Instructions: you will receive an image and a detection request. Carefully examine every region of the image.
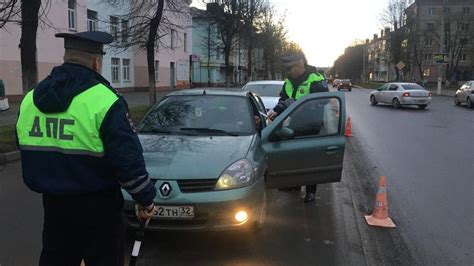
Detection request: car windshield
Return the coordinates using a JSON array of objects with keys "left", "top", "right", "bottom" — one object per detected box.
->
[
  {"left": 401, "top": 84, "right": 425, "bottom": 90},
  {"left": 138, "top": 95, "right": 255, "bottom": 136},
  {"left": 243, "top": 84, "right": 282, "bottom": 97},
  {"left": 342, "top": 80, "right": 350, "bottom": 83}
]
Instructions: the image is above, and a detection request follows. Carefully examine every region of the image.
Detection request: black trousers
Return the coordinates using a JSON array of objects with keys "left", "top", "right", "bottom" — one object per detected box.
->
[
  {"left": 305, "top": 184, "right": 317, "bottom": 193},
  {"left": 40, "top": 190, "right": 125, "bottom": 266}
]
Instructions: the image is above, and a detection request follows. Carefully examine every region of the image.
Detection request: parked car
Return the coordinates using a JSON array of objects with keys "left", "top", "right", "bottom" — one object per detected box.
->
[
  {"left": 242, "top": 80, "right": 284, "bottom": 112},
  {"left": 454, "top": 80, "right": 474, "bottom": 108},
  {"left": 122, "top": 89, "right": 347, "bottom": 232},
  {"left": 332, "top": 79, "right": 341, "bottom": 87},
  {"left": 370, "top": 82, "right": 432, "bottom": 109},
  {"left": 337, "top": 79, "right": 352, "bottom": 91}
]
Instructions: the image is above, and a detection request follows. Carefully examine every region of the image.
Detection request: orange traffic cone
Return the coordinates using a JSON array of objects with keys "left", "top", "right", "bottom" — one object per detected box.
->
[
  {"left": 364, "top": 176, "right": 396, "bottom": 228},
  {"left": 344, "top": 117, "right": 353, "bottom": 137}
]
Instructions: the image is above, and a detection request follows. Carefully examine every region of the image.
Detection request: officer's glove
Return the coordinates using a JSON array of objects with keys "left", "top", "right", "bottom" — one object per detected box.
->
[{"left": 136, "top": 203, "right": 156, "bottom": 225}]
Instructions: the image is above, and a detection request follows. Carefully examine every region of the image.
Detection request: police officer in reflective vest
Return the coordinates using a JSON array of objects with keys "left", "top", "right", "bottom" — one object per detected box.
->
[
  {"left": 16, "top": 31, "right": 157, "bottom": 265},
  {"left": 268, "top": 54, "right": 329, "bottom": 203}
]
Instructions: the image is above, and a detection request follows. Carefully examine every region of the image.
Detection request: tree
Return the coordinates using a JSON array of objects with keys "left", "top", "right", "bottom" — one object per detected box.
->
[
  {"left": 1, "top": 0, "right": 46, "bottom": 93},
  {"left": 106, "top": 0, "right": 190, "bottom": 106},
  {"left": 380, "top": 0, "right": 412, "bottom": 81},
  {"left": 330, "top": 44, "right": 364, "bottom": 81},
  {"left": 240, "top": 0, "right": 265, "bottom": 81},
  {"left": 257, "top": 3, "right": 286, "bottom": 79},
  {"left": 204, "top": 0, "right": 243, "bottom": 87}
]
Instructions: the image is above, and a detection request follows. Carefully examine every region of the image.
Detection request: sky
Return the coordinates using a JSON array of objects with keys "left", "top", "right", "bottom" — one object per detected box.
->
[{"left": 192, "top": 0, "right": 389, "bottom": 67}]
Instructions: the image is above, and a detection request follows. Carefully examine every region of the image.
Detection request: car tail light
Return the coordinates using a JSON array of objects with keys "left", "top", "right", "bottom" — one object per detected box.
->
[
  {"left": 402, "top": 92, "right": 410, "bottom": 97},
  {"left": 428, "top": 92, "right": 433, "bottom": 97}
]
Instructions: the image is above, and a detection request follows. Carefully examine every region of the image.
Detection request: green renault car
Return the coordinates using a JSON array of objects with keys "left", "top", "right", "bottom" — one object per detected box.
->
[{"left": 122, "top": 89, "right": 346, "bottom": 232}]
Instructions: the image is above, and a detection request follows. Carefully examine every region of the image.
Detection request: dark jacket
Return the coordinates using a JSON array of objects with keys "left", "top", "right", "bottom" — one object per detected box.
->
[
  {"left": 17, "top": 63, "right": 156, "bottom": 206},
  {"left": 273, "top": 68, "right": 329, "bottom": 114}
]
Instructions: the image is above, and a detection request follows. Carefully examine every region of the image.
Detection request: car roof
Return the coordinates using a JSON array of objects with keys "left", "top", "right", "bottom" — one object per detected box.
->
[
  {"left": 244, "top": 80, "right": 284, "bottom": 85},
  {"left": 167, "top": 88, "right": 250, "bottom": 97},
  {"left": 387, "top": 82, "right": 422, "bottom": 86}
]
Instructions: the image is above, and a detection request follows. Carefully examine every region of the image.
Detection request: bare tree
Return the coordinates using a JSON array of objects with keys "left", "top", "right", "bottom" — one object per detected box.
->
[
  {"left": 204, "top": 0, "right": 244, "bottom": 87},
  {"left": 257, "top": 3, "right": 286, "bottom": 79},
  {"left": 240, "top": 0, "right": 265, "bottom": 81},
  {"left": 380, "top": 0, "right": 412, "bottom": 81},
  {"left": 1, "top": 0, "right": 51, "bottom": 93}
]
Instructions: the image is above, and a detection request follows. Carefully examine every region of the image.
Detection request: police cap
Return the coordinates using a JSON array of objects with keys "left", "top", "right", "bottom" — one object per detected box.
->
[
  {"left": 55, "top": 31, "right": 114, "bottom": 55},
  {"left": 281, "top": 54, "right": 304, "bottom": 67}
]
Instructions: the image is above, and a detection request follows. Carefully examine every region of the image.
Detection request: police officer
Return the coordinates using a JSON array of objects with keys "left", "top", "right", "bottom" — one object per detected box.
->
[
  {"left": 268, "top": 54, "right": 329, "bottom": 203},
  {"left": 16, "top": 31, "right": 157, "bottom": 265}
]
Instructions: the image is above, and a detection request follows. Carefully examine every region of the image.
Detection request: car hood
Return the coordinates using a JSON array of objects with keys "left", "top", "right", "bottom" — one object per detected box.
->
[
  {"left": 261, "top": 96, "right": 279, "bottom": 110},
  {"left": 139, "top": 134, "right": 255, "bottom": 180}
]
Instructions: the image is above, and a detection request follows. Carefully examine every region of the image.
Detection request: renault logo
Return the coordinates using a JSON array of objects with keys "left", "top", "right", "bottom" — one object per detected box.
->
[{"left": 159, "top": 182, "right": 172, "bottom": 197}]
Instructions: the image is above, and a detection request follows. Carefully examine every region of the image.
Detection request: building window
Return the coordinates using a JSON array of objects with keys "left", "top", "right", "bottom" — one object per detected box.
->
[
  {"left": 461, "top": 23, "right": 469, "bottom": 31},
  {"left": 111, "top": 58, "right": 120, "bottom": 82},
  {"left": 68, "top": 0, "right": 76, "bottom": 30},
  {"left": 424, "top": 38, "right": 433, "bottom": 46},
  {"left": 423, "top": 68, "right": 431, "bottom": 77},
  {"left": 427, "top": 7, "right": 434, "bottom": 16},
  {"left": 446, "top": 8, "right": 451, "bottom": 15},
  {"left": 424, "top": 53, "right": 433, "bottom": 61},
  {"left": 463, "top": 7, "right": 470, "bottom": 16},
  {"left": 110, "top": 16, "right": 119, "bottom": 41},
  {"left": 171, "top": 29, "right": 176, "bottom": 50},
  {"left": 122, "top": 59, "right": 130, "bottom": 81},
  {"left": 460, "top": 54, "right": 467, "bottom": 62},
  {"left": 184, "top": 32, "right": 187, "bottom": 52},
  {"left": 427, "top": 23, "right": 435, "bottom": 31},
  {"left": 87, "top": 9, "right": 98, "bottom": 31},
  {"left": 154, "top": 60, "right": 159, "bottom": 81},
  {"left": 216, "top": 47, "right": 221, "bottom": 60},
  {"left": 121, "top": 20, "right": 129, "bottom": 43}
]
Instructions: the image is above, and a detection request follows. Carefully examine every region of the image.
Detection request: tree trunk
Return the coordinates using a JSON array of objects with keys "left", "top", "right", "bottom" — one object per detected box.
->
[
  {"left": 247, "top": 40, "right": 253, "bottom": 81},
  {"left": 146, "top": 0, "right": 164, "bottom": 106},
  {"left": 20, "top": 0, "right": 41, "bottom": 93},
  {"left": 224, "top": 47, "right": 231, "bottom": 88}
]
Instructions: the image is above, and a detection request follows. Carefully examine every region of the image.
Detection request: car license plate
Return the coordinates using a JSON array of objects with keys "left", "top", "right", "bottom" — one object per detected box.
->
[
  {"left": 415, "top": 100, "right": 425, "bottom": 103},
  {"left": 135, "top": 205, "right": 194, "bottom": 219}
]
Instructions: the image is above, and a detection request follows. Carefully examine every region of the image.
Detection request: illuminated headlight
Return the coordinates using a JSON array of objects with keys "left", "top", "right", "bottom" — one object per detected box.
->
[
  {"left": 234, "top": 210, "right": 249, "bottom": 223},
  {"left": 215, "top": 159, "right": 255, "bottom": 190}
]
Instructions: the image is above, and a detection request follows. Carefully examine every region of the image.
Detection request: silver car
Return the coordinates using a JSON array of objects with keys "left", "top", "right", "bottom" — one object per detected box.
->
[
  {"left": 370, "top": 82, "right": 432, "bottom": 109},
  {"left": 242, "top": 80, "right": 284, "bottom": 112},
  {"left": 454, "top": 80, "right": 474, "bottom": 108}
]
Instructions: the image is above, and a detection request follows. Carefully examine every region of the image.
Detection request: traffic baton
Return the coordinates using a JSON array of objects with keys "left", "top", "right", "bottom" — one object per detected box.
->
[{"left": 129, "top": 219, "right": 147, "bottom": 266}]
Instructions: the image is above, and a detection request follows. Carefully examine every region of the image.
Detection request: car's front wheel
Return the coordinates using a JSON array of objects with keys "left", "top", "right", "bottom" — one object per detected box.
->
[
  {"left": 467, "top": 97, "right": 473, "bottom": 108},
  {"left": 454, "top": 95, "right": 461, "bottom": 106},
  {"left": 370, "top": 95, "right": 378, "bottom": 105},
  {"left": 393, "top": 98, "right": 402, "bottom": 109}
]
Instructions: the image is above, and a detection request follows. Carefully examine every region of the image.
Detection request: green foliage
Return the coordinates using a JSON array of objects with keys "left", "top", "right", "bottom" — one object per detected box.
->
[
  {"left": 0, "top": 125, "right": 16, "bottom": 154},
  {"left": 329, "top": 44, "right": 364, "bottom": 81}
]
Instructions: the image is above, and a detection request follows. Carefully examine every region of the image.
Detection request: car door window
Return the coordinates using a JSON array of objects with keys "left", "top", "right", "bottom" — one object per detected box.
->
[
  {"left": 389, "top": 85, "right": 398, "bottom": 91},
  {"left": 276, "top": 97, "right": 340, "bottom": 140}
]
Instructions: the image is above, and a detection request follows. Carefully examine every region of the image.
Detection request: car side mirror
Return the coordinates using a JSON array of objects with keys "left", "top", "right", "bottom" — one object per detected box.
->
[{"left": 272, "top": 127, "right": 294, "bottom": 141}]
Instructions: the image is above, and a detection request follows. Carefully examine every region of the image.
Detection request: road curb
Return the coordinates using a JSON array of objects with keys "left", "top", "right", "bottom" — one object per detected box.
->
[{"left": 0, "top": 150, "right": 20, "bottom": 165}]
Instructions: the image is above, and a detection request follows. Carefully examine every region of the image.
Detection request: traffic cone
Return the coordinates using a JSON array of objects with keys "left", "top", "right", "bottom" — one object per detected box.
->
[
  {"left": 344, "top": 117, "right": 353, "bottom": 137},
  {"left": 364, "top": 176, "right": 396, "bottom": 228}
]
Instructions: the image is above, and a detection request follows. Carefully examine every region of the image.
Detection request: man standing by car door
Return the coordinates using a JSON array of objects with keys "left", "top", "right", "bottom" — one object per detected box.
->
[
  {"left": 16, "top": 31, "right": 157, "bottom": 265},
  {"left": 268, "top": 54, "right": 329, "bottom": 203}
]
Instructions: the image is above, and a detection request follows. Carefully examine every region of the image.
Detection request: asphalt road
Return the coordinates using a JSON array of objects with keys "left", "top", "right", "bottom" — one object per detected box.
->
[
  {"left": 343, "top": 87, "right": 474, "bottom": 266},
  {"left": 0, "top": 158, "right": 372, "bottom": 266}
]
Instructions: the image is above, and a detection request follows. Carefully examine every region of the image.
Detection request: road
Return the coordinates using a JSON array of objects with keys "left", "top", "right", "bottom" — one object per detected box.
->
[
  {"left": 343, "top": 87, "right": 474, "bottom": 265},
  {"left": 0, "top": 158, "right": 373, "bottom": 265}
]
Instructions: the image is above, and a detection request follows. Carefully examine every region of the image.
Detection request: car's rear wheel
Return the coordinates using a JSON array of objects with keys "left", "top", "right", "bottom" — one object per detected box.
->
[
  {"left": 370, "top": 95, "right": 378, "bottom": 105},
  {"left": 467, "top": 97, "right": 473, "bottom": 108},
  {"left": 349, "top": 88, "right": 352, "bottom": 92},
  {"left": 393, "top": 98, "right": 401, "bottom": 109},
  {"left": 454, "top": 95, "right": 461, "bottom": 106},
  {"left": 418, "top": 104, "right": 427, "bottom": 110}
]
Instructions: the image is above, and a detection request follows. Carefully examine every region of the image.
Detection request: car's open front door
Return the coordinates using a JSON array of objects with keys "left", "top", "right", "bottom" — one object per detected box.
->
[{"left": 261, "top": 92, "right": 346, "bottom": 189}]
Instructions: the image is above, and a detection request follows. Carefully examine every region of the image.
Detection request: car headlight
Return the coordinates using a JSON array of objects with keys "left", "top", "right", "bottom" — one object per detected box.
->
[{"left": 215, "top": 159, "right": 255, "bottom": 190}]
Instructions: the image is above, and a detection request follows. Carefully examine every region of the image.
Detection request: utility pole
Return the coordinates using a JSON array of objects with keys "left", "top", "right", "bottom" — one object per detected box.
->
[{"left": 437, "top": 0, "right": 447, "bottom": 95}]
